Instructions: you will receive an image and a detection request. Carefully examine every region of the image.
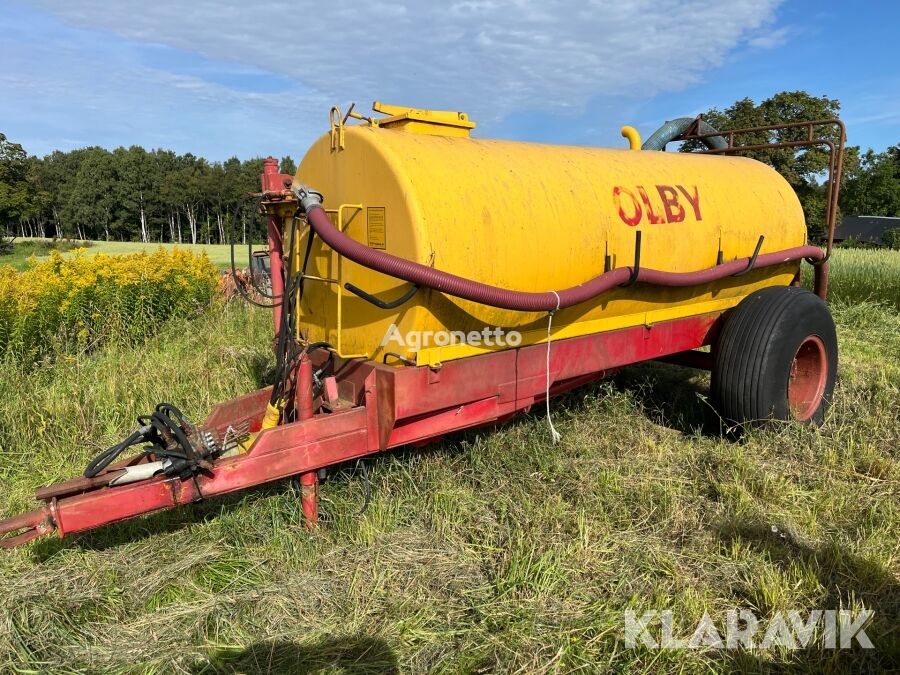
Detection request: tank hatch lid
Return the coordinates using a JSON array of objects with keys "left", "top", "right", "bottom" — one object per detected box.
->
[{"left": 373, "top": 101, "right": 476, "bottom": 137}]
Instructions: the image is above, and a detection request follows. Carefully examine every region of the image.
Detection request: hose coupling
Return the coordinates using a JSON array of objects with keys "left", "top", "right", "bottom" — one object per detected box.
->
[{"left": 291, "top": 182, "right": 324, "bottom": 213}]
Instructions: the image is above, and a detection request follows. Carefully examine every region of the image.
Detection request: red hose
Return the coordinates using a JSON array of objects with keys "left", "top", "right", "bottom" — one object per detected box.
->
[{"left": 307, "top": 206, "right": 826, "bottom": 311}]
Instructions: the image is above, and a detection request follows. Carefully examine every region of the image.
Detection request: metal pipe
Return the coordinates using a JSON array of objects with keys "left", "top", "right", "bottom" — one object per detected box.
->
[
  {"left": 682, "top": 118, "right": 846, "bottom": 266},
  {"left": 655, "top": 350, "right": 714, "bottom": 370},
  {"left": 262, "top": 158, "right": 286, "bottom": 335},
  {"left": 296, "top": 353, "right": 318, "bottom": 527},
  {"left": 620, "top": 126, "right": 642, "bottom": 150},
  {"left": 299, "top": 472, "right": 318, "bottom": 527}
]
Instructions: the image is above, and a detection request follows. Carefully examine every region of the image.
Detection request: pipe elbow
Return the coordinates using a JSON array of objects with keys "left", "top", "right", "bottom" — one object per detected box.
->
[{"left": 620, "top": 126, "right": 642, "bottom": 150}]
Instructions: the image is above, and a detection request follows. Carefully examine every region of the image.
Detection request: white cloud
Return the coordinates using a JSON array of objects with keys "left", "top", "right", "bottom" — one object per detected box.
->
[
  {"left": 748, "top": 25, "right": 793, "bottom": 49},
  {"left": 23, "top": 0, "right": 783, "bottom": 124}
]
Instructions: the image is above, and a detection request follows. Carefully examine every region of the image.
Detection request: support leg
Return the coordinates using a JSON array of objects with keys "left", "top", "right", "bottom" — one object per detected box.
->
[
  {"left": 299, "top": 471, "right": 318, "bottom": 526},
  {"left": 296, "top": 351, "right": 318, "bottom": 527}
]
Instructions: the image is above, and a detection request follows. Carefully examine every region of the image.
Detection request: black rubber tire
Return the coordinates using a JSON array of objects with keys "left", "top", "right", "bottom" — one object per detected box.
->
[{"left": 711, "top": 286, "right": 838, "bottom": 428}]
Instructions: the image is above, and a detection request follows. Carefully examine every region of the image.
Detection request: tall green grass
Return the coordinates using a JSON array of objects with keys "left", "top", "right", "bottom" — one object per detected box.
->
[
  {"left": 803, "top": 247, "right": 900, "bottom": 309},
  {"left": 0, "top": 251, "right": 896, "bottom": 673}
]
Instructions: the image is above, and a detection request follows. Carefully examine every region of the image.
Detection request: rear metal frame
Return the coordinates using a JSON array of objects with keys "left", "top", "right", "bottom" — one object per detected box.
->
[{"left": 680, "top": 117, "right": 847, "bottom": 262}]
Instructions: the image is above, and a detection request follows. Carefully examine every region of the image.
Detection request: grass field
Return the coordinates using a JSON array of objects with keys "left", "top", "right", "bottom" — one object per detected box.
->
[
  {"left": 0, "top": 254, "right": 897, "bottom": 672},
  {"left": 802, "top": 247, "right": 900, "bottom": 309},
  {"left": 2, "top": 238, "right": 240, "bottom": 271}
]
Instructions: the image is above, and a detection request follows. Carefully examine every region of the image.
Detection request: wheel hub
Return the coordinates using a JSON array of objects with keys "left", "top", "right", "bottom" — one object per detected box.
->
[{"left": 788, "top": 335, "right": 828, "bottom": 421}]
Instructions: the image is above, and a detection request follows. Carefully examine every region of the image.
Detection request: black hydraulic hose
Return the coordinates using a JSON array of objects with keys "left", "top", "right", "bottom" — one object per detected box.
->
[
  {"left": 141, "top": 405, "right": 196, "bottom": 462},
  {"left": 295, "top": 223, "right": 317, "bottom": 304},
  {"left": 272, "top": 224, "right": 319, "bottom": 403},
  {"left": 281, "top": 340, "right": 334, "bottom": 386},
  {"left": 83, "top": 429, "right": 146, "bottom": 478},
  {"left": 270, "top": 214, "right": 302, "bottom": 405},
  {"left": 305, "top": 341, "right": 332, "bottom": 354}
]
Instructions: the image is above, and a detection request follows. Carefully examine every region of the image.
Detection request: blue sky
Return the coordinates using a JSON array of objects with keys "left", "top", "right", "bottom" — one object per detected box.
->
[{"left": 1, "top": 1, "right": 898, "bottom": 161}]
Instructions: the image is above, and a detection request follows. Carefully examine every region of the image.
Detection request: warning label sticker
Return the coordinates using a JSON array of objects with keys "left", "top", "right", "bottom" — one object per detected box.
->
[{"left": 367, "top": 207, "right": 386, "bottom": 249}]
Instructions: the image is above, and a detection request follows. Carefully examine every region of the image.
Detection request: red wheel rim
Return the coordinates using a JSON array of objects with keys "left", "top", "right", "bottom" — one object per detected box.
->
[{"left": 788, "top": 335, "right": 828, "bottom": 421}]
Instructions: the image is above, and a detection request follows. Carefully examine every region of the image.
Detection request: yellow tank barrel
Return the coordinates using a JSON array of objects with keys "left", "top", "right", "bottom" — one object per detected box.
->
[{"left": 294, "top": 104, "right": 806, "bottom": 367}]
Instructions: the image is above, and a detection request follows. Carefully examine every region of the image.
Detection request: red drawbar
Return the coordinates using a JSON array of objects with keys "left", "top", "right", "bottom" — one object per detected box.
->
[{"left": 0, "top": 312, "right": 722, "bottom": 546}]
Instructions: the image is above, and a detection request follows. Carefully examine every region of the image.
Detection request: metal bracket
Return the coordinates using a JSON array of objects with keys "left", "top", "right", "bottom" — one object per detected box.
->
[
  {"left": 382, "top": 352, "right": 416, "bottom": 366},
  {"left": 732, "top": 235, "right": 765, "bottom": 277},
  {"left": 620, "top": 230, "right": 642, "bottom": 287},
  {"left": 344, "top": 282, "right": 419, "bottom": 310},
  {"left": 329, "top": 106, "right": 345, "bottom": 151}
]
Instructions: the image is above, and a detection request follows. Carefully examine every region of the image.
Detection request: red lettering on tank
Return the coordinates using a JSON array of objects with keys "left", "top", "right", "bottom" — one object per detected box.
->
[
  {"left": 677, "top": 185, "right": 702, "bottom": 220},
  {"left": 638, "top": 187, "right": 665, "bottom": 224},
  {"left": 613, "top": 186, "right": 642, "bottom": 226},
  {"left": 656, "top": 185, "right": 685, "bottom": 223}
]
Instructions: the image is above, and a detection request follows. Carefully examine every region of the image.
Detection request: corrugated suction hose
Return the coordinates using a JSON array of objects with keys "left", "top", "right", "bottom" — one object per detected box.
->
[
  {"left": 642, "top": 117, "right": 728, "bottom": 151},
  {"left": 303, "top": 202, "right": 825, "bottom": 312}
]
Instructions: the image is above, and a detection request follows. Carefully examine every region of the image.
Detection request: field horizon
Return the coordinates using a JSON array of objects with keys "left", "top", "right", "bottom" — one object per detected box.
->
[{"left": 2, "top": 236, "right": 252, "bottom": 271}]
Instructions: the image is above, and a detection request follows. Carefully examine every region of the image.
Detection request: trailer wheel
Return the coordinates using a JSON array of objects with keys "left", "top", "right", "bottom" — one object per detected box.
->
[{"left": 712, "top": 285, "right": 837, "bottom": 427}]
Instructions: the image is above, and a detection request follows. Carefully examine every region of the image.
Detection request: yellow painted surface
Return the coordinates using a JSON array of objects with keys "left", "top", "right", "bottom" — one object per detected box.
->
[
  {"left": 238, "top": 401, "right": 281, "bottom": 453},
  {"left": 293, "top": 109, "right": 805, "bottom": 365}
]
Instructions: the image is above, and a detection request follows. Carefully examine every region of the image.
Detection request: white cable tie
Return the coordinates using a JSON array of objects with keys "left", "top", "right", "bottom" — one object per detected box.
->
[{"left": 546, "top": 291, "right": 562, "bottom": 444}]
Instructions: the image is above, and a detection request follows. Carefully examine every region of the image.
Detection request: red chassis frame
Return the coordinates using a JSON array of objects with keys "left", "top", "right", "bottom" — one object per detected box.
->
[
  {"left": 2, "top": 311, "right": 722, "bottom": 547},
  {"left": 0, "top": 162, "right": 724, "bottom": 548}
]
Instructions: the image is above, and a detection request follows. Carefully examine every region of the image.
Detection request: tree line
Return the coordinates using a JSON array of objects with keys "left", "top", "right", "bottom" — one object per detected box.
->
[
  {"left": 0, "top": 136, "right": 296, "bottom": 244},
  {"left": 1, "top": 91, "right": 899, "bottom": 244}
]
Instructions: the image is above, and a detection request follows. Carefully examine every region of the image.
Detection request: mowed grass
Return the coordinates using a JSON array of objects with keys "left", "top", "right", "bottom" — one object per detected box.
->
[
  {"left": 0, "top": 268, "right": 897, "bottom": 671},
  {"left": 0, "top": 238, "right": 94, "bottom": 271},
  {"left": 2, "top": 238, "right": 243, "bottom": 271}
]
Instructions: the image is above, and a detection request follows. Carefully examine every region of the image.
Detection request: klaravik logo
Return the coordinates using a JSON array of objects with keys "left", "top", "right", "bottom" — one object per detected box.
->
[{"left": 624, "top": 609, "right": 874, "bottom": 650}]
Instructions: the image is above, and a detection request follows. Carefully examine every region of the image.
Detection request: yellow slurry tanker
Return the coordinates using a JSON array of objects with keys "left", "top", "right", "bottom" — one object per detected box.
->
[{"left": 0, "top": 103, "right": 845, "bottom": 547}]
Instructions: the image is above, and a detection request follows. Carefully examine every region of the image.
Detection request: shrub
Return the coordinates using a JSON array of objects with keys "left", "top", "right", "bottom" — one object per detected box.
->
[
  {"left": 884, "top": 227, "right": 900, "bottom": 251},
  {"left": 0, "top": 247, "right": 219, "bottom": 360}
]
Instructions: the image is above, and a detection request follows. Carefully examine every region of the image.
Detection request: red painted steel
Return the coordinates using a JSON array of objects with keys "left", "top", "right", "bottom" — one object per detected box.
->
[
  {"left": 0, "top": 312, "right": 726, "bottom": 547},
  {"left": 262, "top": 158, "right": 286, "bottom": 334},
  {"left": 50, "top": 408, "right": 369, "bottom": 538},
  {"left": 261, "top": 157, "right": 293, "bottom": 339},
  {"left": 299, "top": 472, "right": 318, "bottom": 526},
  {"left": 296, "top": 352, "right": 318, "bottom": 526},
  {"left": 788, "top": 335, "right": 828, "bottom": 421}
]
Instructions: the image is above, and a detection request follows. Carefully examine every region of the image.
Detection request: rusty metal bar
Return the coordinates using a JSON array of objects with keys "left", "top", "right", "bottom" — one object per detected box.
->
[{"left": 680, "top": 118, "right": 846, "bottom": 267}]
